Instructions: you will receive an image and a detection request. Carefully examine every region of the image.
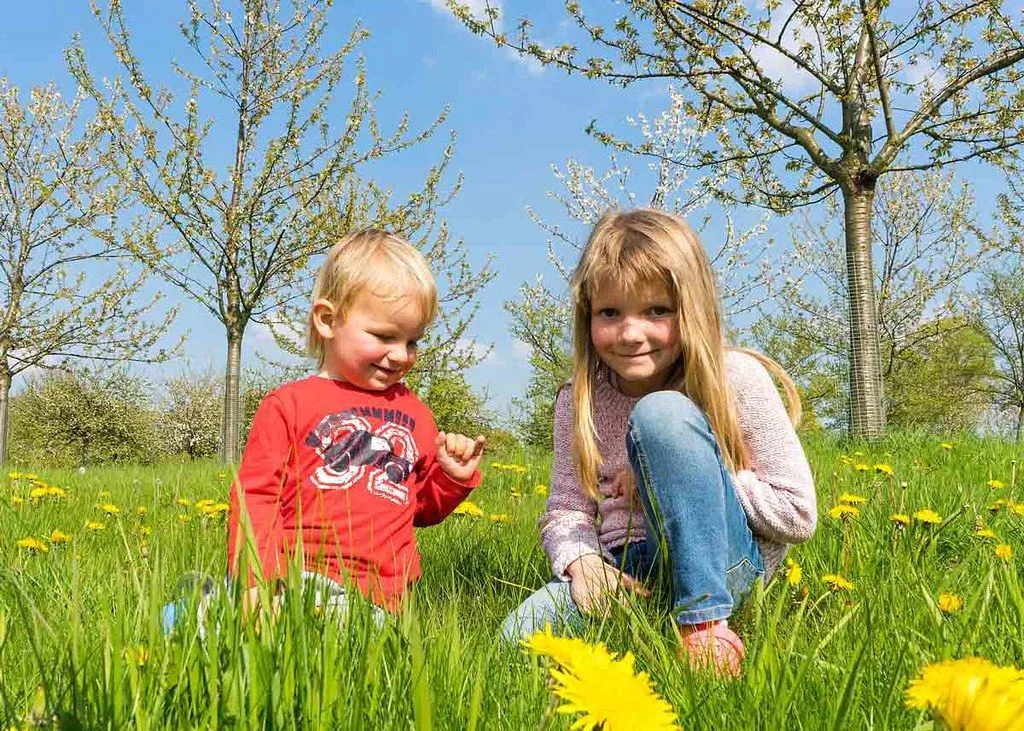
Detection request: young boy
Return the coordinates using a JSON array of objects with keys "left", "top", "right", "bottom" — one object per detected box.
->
[{"left": 226, "top": 229, "right": 485, "bottom": 614}]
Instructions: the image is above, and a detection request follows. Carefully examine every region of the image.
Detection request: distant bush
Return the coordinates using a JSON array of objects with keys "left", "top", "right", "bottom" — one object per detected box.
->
[{"left": 8, "top": 367, "right": 158, "bottom": 466}]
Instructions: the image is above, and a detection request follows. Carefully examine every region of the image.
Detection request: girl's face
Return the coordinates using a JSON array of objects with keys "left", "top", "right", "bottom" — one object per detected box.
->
[{"left": 589, "top": 278, "right": 681, "bottom": 397}]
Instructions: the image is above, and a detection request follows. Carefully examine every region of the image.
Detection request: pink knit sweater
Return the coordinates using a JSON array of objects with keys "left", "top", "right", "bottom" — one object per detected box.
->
[{"left": 540, "top": 349, "right": 817, "bottom": 581}]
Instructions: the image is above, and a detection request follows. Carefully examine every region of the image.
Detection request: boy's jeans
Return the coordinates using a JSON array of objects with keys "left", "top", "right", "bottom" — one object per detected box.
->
[
  {"left": 161, "top": 571, "right": 385, "bottom": 637},
  {"left": 502, "top": 390, "right": 763, "bottom": 642}
]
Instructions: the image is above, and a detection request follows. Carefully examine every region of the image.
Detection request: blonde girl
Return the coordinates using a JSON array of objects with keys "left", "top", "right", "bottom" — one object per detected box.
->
[{"left": 501, "top": 209, "right": 816, "bottom": 677}]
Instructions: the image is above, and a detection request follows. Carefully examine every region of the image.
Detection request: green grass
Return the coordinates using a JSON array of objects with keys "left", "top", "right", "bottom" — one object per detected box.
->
[{"left": 1, "top": 434, "right": 1022, "bottom": 729}]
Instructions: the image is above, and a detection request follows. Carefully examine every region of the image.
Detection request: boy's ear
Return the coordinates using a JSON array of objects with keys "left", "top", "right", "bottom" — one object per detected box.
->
[{"left": 311, "top": 299, "right": 338, "bottom": 339}]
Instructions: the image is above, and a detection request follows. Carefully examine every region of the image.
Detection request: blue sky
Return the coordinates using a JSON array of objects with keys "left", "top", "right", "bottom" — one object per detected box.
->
[
  {"left": 0, "top": 0, "right": 1004, "bottom": 414},
  {"left": 1, "top": 0, "right": 668, "bottom": 411}
]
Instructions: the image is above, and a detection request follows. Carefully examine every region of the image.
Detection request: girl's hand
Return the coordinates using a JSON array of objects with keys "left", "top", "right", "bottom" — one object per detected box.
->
[
  {"left": 566, "top": 553, "right": 649, "bottom": 615},
  {"left": 435, "top": 432, "right": 486, "bottom": 482},
  {"left": 609, "top": 468, "right": 637, "bottom": 505}
]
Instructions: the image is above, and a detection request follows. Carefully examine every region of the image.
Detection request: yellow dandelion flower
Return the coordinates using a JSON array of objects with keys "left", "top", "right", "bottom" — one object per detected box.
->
[
  {"left": 974, "top": 529, "right": 997, "bottom": 539},
  {"left": 9, "top": 495, "right": 23, "bottom": 506},
  {"left": 49, "top": 530, "right": 72, "bottom": 544},
  {"left": 990, "top": 499, "right": 1009, "bottom": 513},
  {"left": 785, "top": 557, "right": 803, "bottom": 586},
  {"left": 139, "top": 525, "right": 152, "bottom": 537},
  {"left": 489, "top": 513, "right": 510, "bottom": 523},
  {"left": 217, "top": 472, "right": 227, "bottom": 479},
  {"left": 177, "top": 513, "right": 192, "bottom": 523},
  {"left": 995, "top": 544, "right": 1013, "bottom": 561},
  {"left": 524, "top": 627, "right": 680, "bottom": 731},
  {"left": 534, "top": 484, "right": 548, "bottom": 496},
  {"left": 123, "top": 644, "right": 149, "bottom": 667},
  {"left": 1009, "top": 503, "right": 1024, "bottom": 517},
  {"left": 524, "top": 626, "right": 602, "bottom": 669},
  {"left": 828, "top": 504, "right": 860, "bottom": 520},
  {"left": 98, "top": 503, "right": 121, "bottom": 515},
  {"left": 452, "top": 501, "right": 484, "bottom": 518},
  {"left": 987, "top": 479, "right": 1006, "bottom": 489},
  {"left": 176, "top": 498, "right": 192, "bottom": 506},
  {"left": 29, "top": 487, "right": 47, "bottom": 499},
  {"left": 874, "top": 464, "right": 895, "bottom": 476},
  {"left": 510, "top": 490, "right": 523, "bottom": 499},
  {"left": 8, "top": 471, "right": 22, "bottom": 479},
  {"left": 839, "top": 492, "right": 868, "bottom": 505},
  {"left": 16, "top": 537, "right": 48, "bottom": 553},
  {"left": 940, "top": 442, "right": 954, "bottom": 450},
  {"left": 890, "top": 513, "right": 911, "bottom": 526},
  {"left": 822, "top": 573, "right": 855, "bottom": 591},
  {"left": 85, "top": 520, "right": 105, "bottom": 531},
  {"left": 853, "top": 463, "right": 870, "bottom": 472},
  {"left": 195, "top": 499, "right": 215, "bottom": 509},
  {"left": 839, "top": 455, "right": 853, "bottom": 465},
  {"left": 45, "top": 486, "right": 65, "bottom": 497},
  {"left": 548, "top": 654, "right": 680, "bottom": 731},
  {"left": 136, "top": 506, "right": 148, "bottom": 516},
  {"left": 937, "top": 593, "right": 963, "bottom": 614},
  {"left": 914, "top": 509, "right": 942, "bottom": 525},
  {"left": 906, "top": 657, "right": 1024, "bottom": 730},
  {"left": 25, "top": 473, "right": 38, "bottom": 480}
]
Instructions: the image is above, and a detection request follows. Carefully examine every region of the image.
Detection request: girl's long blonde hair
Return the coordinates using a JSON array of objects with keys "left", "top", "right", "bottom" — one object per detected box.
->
[{"left": 570, "top": 209, "right": 801, "bottom": 500}]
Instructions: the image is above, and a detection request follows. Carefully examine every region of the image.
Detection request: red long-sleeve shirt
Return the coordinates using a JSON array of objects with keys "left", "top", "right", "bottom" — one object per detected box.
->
[{"left": 226, "top": 376, "right": 479, "bottom": 610}]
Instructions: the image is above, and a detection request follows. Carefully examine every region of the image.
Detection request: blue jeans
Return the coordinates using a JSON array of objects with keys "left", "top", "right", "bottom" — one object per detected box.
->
[
  {"left": 161, "top": 571, "right": 385, "bottom": 637},
  {"left": 502, "top": 391, "right": 763, "bottom": 642}
]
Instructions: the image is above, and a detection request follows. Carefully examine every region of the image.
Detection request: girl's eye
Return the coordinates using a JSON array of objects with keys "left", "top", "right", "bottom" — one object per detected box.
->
[
  {"left": 648, "top": 306, "right": 674, "bottom": 317},
  {"left": 596, "top": 308, "right": 619, "bottom": 318},
  {"left": 408, "top": 340, "right": 419, "bottom": 350},
  {"left": 373, "top": 333, "right": 395, "bottom": 343}
]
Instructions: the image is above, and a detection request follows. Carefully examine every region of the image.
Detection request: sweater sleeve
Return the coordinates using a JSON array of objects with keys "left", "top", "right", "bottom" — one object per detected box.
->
[
  {"left": 412, "top": 407, "right": 480, "bottom": 526},
  {"left": 728, "top": 352, "right": 818, "bottom": 545},
  {"left": 538, "top": 385, "right": 604, "bottom": 580},
  {"left": 227, "top": 393, "right": 293, "bottom": 584}
]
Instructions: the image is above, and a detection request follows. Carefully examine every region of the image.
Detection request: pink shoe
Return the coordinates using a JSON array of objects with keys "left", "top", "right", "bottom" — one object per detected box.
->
[{"left": 677, "top": 620, "right": 745, "bottom": 678}]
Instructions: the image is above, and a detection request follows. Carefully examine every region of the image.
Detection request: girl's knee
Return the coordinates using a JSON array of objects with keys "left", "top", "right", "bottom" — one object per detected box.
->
[{"left": 629, "top": 391, "right": 706, "bottom": 441}]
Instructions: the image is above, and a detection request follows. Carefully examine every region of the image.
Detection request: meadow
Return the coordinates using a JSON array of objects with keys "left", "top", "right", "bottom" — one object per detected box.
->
[{"left": 1, "top": 433, "right": 1022, "bottom": 729}]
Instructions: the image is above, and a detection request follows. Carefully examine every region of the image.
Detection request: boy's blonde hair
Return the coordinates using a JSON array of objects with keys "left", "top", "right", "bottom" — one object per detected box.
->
[
  {"left": 307, "top": 229, "right": 438, "bottom": 368},
  {"left": 570, "top": 209, "right": 801, "bottom": 500}
]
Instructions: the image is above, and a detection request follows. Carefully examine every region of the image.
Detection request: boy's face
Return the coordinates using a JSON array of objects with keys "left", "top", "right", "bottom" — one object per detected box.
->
[{"left": 317, "top": 289, "right": 426, "bottom": 390}]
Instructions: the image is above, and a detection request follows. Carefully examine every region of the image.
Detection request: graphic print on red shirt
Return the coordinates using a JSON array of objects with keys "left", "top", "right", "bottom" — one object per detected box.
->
[{"left": 305, "top": 408, "right": 418, "bottom": 504}]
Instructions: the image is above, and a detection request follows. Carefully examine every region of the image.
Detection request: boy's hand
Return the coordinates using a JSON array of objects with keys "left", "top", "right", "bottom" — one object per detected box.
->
[{"left": 435, "top": 432, "right": 486, "bottom": 483}]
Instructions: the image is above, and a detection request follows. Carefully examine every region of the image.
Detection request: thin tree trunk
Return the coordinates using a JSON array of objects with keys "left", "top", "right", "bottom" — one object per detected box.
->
[
  {"left": 843, "top": 187, "right": 886, "bottom": 439},
  {"left": 220, "top": 329, "right": 244, "bottom": 464},
  {"left": 1016, "top": 403, "right": 1023, "bottom": 443},
  {"left": 0, "top": 368, "right": 10, "bottom": 466}
]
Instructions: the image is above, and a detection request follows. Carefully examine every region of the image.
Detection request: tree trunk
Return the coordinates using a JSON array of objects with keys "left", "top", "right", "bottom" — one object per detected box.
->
[
  {"left": 843, "top": 187, "right": 886, "bottom": 439},
  {"left": 1016, "top": 403, "right": 1023, "bottom": 443},
  {"left": 0, "top": 368, "right": 10, "bottom": 466},
  {"left": 219, "top": 329, "right": 244, "bottom": 464}
]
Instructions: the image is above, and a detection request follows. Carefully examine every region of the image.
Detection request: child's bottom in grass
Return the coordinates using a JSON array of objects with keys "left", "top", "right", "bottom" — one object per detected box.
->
[{"left": 161, "top": 570, "right": 386, "bottom": 638}]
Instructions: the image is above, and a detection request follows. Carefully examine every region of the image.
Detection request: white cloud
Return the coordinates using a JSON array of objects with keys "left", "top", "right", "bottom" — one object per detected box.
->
[
  {"left": 419, "top": 0, "right": 543, "bottom": 76},
  {"left": 747, "top": 3, "right": 821, "bottom": 96},
  {"left": 458, "top": 337, "right": 502, "bottom": 366},
  {"left": 511, "top": 338, "right": 532, "bottom": 361},
  {"left": 420, "top": 0, "right": 499, "bottom": 18}
]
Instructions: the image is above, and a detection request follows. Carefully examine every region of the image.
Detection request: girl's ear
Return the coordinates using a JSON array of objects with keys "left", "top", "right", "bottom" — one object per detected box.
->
[{"left": 310, "top": 299, "right": 338, "bottom": 339}]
